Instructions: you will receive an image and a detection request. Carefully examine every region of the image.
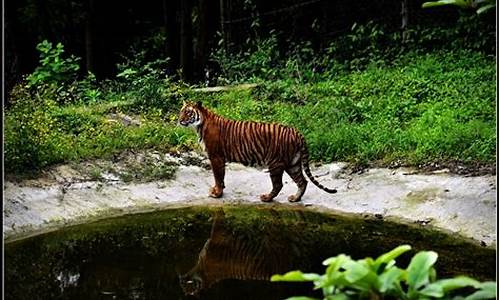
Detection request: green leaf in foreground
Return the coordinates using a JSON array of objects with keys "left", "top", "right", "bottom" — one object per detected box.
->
[
  {"left": 419, "top": 276, "right": 482, "bottom": 299},
  {"left": 378, "top": 267, "right": 404, "bottom": 293},
  {"left": 325, "top": 295, "right": 350, "bottom": 300},
  {"left": 465, "top": 282, "right": 497, "bottom": 300},
  {"left": 374, "top": 244, "right": 411, "bottom": 272},
  {"left": 419, "top": 283, "right": 445, "bottom": 298},
  {"left": 433, "top": 276, "right": 480, "bottom": 292},
  {"left": 343, "top": 260, "right": 370, "bottom": 283},
  {"left": 406, "top": 251, "right": 438, "bottom": 290},
  {"left": 271, "top": 271, "right": 321, "bottom": 282}
]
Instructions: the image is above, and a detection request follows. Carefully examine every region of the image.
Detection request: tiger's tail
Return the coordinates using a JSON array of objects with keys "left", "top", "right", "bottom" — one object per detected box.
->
[{"left": 300, "top": 143, "right": 337, "bottom": 194}]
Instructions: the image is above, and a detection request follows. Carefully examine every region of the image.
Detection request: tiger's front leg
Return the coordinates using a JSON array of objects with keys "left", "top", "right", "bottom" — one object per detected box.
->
[{"left": 208, "top": 156, "right": 225, "bottom": 198}]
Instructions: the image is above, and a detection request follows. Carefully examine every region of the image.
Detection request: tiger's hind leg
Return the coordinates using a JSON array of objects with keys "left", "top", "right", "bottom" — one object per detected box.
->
[
  {"left": 285, "top": 163, "right": 307, "bottom": 202},
  {"left": 260, "top": 165, "right": 284, "bottom": 202}
]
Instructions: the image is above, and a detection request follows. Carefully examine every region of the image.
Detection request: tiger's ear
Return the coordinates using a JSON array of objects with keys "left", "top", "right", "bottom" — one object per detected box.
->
[{"left": 195, "top": 101, "right": 203, "bottom": 108}]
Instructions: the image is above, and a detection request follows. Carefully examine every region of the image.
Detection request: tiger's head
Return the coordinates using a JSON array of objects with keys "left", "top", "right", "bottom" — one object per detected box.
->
[{"left": 179, "top": 101, "right": 203, "bottom": 127}]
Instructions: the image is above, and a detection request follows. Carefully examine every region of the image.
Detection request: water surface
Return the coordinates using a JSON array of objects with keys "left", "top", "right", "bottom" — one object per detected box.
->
[{"left": 5, "top": 204, "right": 495, "bottom": 300}]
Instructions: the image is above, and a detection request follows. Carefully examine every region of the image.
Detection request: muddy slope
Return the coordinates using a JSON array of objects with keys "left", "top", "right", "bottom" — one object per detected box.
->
[{"left": 3, "top": 151, "right": 496, "bottom": 247}]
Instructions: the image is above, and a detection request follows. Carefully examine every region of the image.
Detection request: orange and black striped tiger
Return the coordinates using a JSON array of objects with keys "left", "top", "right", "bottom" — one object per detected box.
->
[
  {"left": 178, "top": 101, "right": 337, "bottom": 202},
  {"left": 179, "top": 209, "right": 292, "bottom": 296}
]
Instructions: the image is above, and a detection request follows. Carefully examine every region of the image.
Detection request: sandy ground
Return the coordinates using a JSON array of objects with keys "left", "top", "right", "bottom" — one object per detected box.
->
[{"left": 3, "top": 152, "right": 496, "bottom": 247}]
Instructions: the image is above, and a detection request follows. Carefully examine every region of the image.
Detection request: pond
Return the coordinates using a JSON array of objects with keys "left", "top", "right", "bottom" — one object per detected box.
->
[{"left": 4, "top": 204, "right": 495, "bottom": 300}]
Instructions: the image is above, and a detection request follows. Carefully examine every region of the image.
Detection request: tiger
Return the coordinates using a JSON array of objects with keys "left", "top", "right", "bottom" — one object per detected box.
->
[
  {"left": 179, "top": 209, "right": 291, "bottom": 296},
  {"left": 178, "top": 101, "right": 337, "bottom": 202}
]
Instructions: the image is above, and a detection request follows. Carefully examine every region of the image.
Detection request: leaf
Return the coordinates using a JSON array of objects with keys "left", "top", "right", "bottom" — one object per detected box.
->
[
  {"left": 284, "top": 297, "right": 319, "bottom": 300},
  {"left": 271, "top": 271, "right": 321, "bottom": 282},
  {"left": 324, "top": 254, "right": 351, "bottom": 282},
  {"left": 465, "top": 282, "right": 497, "bottom": 300},
  {"left": 419, "top": 283, "right": 444, "bottom": 298},
  {"left": 316, "top": 273, "right": 349, "bottom": 290},
  {"left": 374, "top": 245, "right": 411, "bottom": 272},
  {"left": 378, "top": 267, "right": 404, "bottom": 293},
  {"left": 429, "top": 267, "right": 437, "bottom": 283},
  {"left": 476, "top": 3, "right": 495, "bottom": 14},
  {"left": 326, "top": 294, "right": 350, "bottom": 300},
  {"left": 117, "top": 68, "right": 138, "bottom": 79},
  {"left": 351, "top": 273, "right": 380, "bottom": 292},
  {"left": 321, "top": 285, "right": 335, "bottom": 295},
  {"left": 406, "top": 251, "right": 438, "bottom": 290},
  {"left": 323, "top": 254, "right": 350, "bottom": 267},
  {"left": 343, "top": 260, "right": 370, "bottom": 283},
  {"left": 422, "top": 0, "right": 471, "bottom": 8},
  {"left": 432, "top": 276, "right": 480, "bottom": 292},
  {"left": 360, "top": 257, "right": 375, "bottom": 269},
  {"left": 319, "top": 255, "right": 367, "bottom": 291}
]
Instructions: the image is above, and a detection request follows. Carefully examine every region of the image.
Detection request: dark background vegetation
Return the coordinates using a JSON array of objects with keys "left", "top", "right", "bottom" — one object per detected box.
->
[{"left": 5, "top": 0, "right": 495, "bottom": 91}]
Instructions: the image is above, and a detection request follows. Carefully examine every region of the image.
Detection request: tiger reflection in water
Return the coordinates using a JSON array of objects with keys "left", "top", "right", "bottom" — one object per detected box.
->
[{"left": 178, "top": 209, "right": 294, "bottom": 296}]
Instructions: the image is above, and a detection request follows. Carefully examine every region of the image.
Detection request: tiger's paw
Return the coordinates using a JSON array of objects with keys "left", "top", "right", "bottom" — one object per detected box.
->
[
  {"left": 209, "top": 186, "right": 223, "bottom": 198},
  {"left": 260, "top": 194, "right": 274, "bottom": 202},
  {"left": 287, "top": 195, "right": 301, "bottom": 202}
]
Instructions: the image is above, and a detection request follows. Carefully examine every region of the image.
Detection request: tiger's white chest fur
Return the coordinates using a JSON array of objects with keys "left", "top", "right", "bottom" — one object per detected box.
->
[{"left": 195, "top": 125, "right": 206, "bottom": 152}]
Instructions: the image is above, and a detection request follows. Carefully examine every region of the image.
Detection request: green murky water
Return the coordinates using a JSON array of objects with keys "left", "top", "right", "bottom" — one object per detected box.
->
[{"left": 4, "top": 204, "right": 495, "bottom": 300}]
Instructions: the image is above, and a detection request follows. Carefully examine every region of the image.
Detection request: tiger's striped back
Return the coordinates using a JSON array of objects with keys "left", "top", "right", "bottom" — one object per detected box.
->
[{"left": 216, "top": 118, "right": 304, "bottom": 167}]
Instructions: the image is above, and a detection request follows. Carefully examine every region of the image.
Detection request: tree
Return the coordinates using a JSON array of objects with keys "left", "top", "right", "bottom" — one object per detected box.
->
[
  {"left": 180, "top": 0, "right": 194, "bottom": 81},
  {"left": 85, "top": 0, "right": 95, "bottom": 74},
  {"left": 194, "top": 0, "right": 219, "bottom": 81},
  {"left": 163, "top": 0, "right": 180, "bottom": 76}
]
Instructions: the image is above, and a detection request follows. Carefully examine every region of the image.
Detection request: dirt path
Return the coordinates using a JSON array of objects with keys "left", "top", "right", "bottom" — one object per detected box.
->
[{"left": 3, "top": 151, "right": 496, "bottom": 247}]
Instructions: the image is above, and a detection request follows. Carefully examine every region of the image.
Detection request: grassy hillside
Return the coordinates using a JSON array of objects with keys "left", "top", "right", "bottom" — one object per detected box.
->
[{"left": 5, "top": 49, "right": 495, "bottom": 174}]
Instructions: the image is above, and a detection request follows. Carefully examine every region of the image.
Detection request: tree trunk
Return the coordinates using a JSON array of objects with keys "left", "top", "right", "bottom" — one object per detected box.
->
[
  {"left": 163, "top": 0, "right": 180, "bottom": 76},
  {"left": 225, "top": 0, "right": 232, "bottom": 50},
  {"left": 85, "top": 0, "right": 95, "bottom": 74},
  {"left": 194, "top": 0, "right": 218, "bottom": 82},
  {"left": 180, "top": 0, "right": 193, "bottom": 81},
  {"left": 4, "top": 16, "right": 19, "bottom": 106},
  {"left": 401, "top": 0, "right": 409, "bottom": 43},
  {"left": 219, "top": 0, "right": 226, "bottom": 49}
]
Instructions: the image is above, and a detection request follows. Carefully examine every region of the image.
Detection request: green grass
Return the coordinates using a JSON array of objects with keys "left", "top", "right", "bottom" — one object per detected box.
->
[
  {"left": 4, "top": 49, "right": 495, "bottom": 174},
  {"left": 189, "top": 50, "right": 496, "bottom": 165},
  {"left": 4, "top": 99, "right": 197, "bottom": 173}
]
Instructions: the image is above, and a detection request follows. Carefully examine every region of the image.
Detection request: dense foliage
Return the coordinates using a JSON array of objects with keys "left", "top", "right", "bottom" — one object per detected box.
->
[
  {"left": 195, "top": 48, "right": 495, "bottom": 166},
  {"left": 271, "top": 245, "right": 496, "bottom": 300},
  {"left": 213, "top": 15, "right": 494, "bottom": 83},
  {"left": 4, "top": 18, "right": 496, "bottom": 174}
]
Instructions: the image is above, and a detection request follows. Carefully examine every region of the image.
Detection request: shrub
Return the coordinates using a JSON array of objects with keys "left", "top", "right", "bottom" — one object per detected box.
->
[
  {"left": 19, "top": 40, "right": 103, "bottom": 106},
  {"left": 5, "top": 85, "right": 72, "bottom": 171},
  {"left": 272, "top": 245, "right": 496, "bottom": 300},
  {"left": 212, "top": 35, "right": 281, "bottom": 84},
  {"left": 115, "top": 49, "right": 186, "bottom": 113},
  {"left": 27, "top": 40, "right": 80, "bottom": 87}
]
